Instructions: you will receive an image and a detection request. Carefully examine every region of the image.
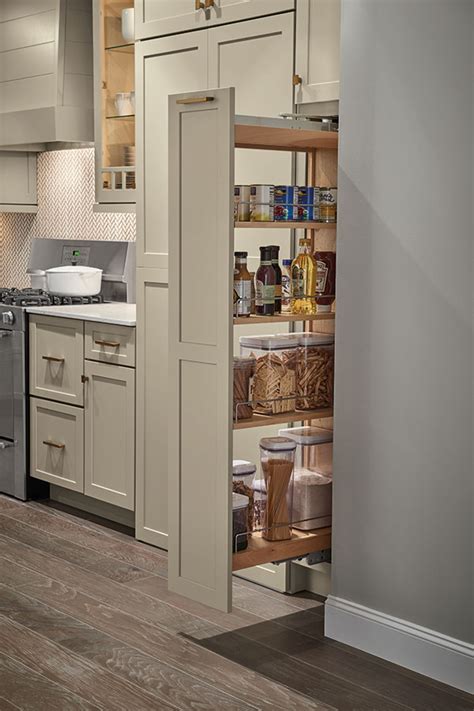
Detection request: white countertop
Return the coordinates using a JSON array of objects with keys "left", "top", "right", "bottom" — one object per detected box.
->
[{"left": 26, "top": 303, "right": 136, "bottom": 326}]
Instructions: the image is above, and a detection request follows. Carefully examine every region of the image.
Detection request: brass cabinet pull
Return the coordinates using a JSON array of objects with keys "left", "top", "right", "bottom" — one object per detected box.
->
[
  {"left": 204, "top": 0, "right": 215, "bottom": 7},
  {"left": 94, "top": 339, "right": 120, "bottom": 348},
  {"left": 42, "top": 355, "right": 65, "bottom": 363},
  {"left": 176, "top": 96, "right": 214, "bottom": 105},
  {"left": 81, "top": 374, "right": 89, "bottom": 383},
  {"left": 195, "top": 0, "right": 204, "bottom": 9},
  {"left": 293, "top": 74, "right": 303, "bottom": 86},
  {"left": 43, "top": 440, "right": 65, "bottom": 450}
]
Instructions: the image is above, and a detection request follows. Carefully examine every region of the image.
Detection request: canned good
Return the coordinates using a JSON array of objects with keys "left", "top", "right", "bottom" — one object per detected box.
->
[
  {"left": 295, "top": 186, "right": 315, "bottom": 205},
  {"left": 319, "top": 187, "right": 337, "bottom": 223},
  {"left": 234, "top": 185, "right": 251, "bottom": 221},
  {"left": 294, "top": 204, "right": 316, "bottom": 221},
  {"left": 250, "top": 184, "right": 274, "bottom": 205},
  {"left": 250, "top": 203, "right": 274, "bottom": 222}
]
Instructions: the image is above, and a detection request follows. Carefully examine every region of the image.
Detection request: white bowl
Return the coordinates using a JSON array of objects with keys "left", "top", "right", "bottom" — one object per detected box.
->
[
  {"left": 121, "top": 8, "right": 134, "bottom": 43},
  {"left": 46, "top": 266, "right": 103, "bottom": 296}
]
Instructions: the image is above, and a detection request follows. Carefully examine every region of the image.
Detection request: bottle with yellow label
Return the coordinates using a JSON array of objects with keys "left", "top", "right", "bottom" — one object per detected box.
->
[{"left": 290, "top": 238, "right": 317, "bottom": 314}]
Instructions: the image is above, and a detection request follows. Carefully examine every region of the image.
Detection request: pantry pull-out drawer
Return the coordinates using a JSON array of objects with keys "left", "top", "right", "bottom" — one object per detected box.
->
[
  {"left": 30, "top": 397, "right": 84, "bottom": 493},
  {"left": 85, "top": 322, "right": 135, "bottom": 367},
  {"left": 29, "top": 315, "right": 84, "bottom": 405}
]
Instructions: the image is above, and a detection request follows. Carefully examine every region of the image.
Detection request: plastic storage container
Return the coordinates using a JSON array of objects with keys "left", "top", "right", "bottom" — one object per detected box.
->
[
  {"left": 259, "top": 436, "right": 296, "bottom": 541},
  {"left": 240, "top": 335, "right": 299, "bottom": 415},
  {"left": 279, "top": 426, "right": 333, "bottom": 530},
  {"left": 233, "top": 493, "right": 249, "bottom": 551},
  {"left": 295, "top": 332, "right": 335, "bottom": 410},
  {"left": 232, "top": 460, "right": 256, "bottom": 531},
  {"left": 233, "top": 356, "right": 255, "bottom": 421}
]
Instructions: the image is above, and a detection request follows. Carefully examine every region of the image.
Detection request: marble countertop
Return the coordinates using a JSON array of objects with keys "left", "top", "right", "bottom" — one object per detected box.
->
[{"left": 26, "top": 303, "right": 136, "bottom": 326}]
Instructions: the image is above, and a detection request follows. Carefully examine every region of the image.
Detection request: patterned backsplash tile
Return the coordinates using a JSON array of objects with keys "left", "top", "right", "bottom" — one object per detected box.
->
[{"left": 0, "top": 148, "right": 136, "bottom": 287}]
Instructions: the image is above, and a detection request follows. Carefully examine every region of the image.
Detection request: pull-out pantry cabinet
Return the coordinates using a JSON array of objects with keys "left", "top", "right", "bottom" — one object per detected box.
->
[{"left": 168, "top": 89, "right": 337, "bottom": 612}]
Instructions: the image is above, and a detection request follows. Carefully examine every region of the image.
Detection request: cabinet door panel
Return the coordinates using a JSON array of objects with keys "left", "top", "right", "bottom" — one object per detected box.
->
[
  {"left": 0, "top": 151, "right": 37, "bottom": 207},
  {"left": 136, "top": 31, "right": 207, "bottom": 269},
  {"left": 135, "top": 267, "right": 169, "bottom": 548},
  {"left": 168, "top": 88, "right": 233, "bottom": 613},
  {"left": 295, "top": 0, "right": 340, "bottom": 103},
  {"left": 84, "top": 360, "right": 135, "bottom": 510},
  {"left": 30, "top": 397, "right": 84, "bottom": 493}
]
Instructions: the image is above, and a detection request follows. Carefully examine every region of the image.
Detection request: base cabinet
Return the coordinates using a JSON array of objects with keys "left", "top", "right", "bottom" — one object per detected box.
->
[{"left": 84, "top": 360, "right": 135, "bottom": 510}]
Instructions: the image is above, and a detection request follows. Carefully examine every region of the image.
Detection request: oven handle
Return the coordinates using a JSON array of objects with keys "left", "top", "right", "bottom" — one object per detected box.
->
[
  {"left": 0, "top": 439, "right": 15, "bottom": 450},
  {"left": 0, "top": 331, "right": 12, "bottom": 339}
]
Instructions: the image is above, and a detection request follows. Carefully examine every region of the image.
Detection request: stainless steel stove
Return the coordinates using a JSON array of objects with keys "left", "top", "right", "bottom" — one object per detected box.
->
[{"left": 0, "top": 239, "right": 136, "bottom": 500}]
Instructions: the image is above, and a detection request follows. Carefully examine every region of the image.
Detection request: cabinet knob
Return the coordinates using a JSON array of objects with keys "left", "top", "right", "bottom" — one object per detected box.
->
[
  {"left": 81, "top": 374, "right": 89, "bottom": 383},
  {"left": 293, "top": 74, "right": 303, "bottom": 86}
]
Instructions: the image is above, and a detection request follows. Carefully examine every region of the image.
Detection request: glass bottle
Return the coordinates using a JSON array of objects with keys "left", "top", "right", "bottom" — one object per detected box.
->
[
  {"left": 268, "top": 245, "right": 282, "bottom": 314},
  {"left": 281, "top": 259, "right": 292, "bottom": 313},
  {"left": 255, "top": 246, "right": 276, "bottom": 316},
  {"left": 233, "top": 251, "right": 252, "bottom": 317},
  {"left": 291, "top": 238, "right": 317, "bottom": 314}
]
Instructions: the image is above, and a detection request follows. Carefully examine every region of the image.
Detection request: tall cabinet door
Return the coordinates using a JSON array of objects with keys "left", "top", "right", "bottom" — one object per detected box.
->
[
  {"left": 136, "top": 30, "right": 208, "bottom": 269},
  {"left": 168, "top": 88, "right": 234, "bottom": 613},
  {"left": 295, "top": 0, "right": 341, "bottom": 104}
]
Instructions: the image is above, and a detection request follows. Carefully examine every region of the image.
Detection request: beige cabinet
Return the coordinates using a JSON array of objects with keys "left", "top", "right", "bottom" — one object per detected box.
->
[
  {"left": 295, "top": 0, "right": 341, "bottom": 104},
  {"left": 0, "top": 152, "right": 37, "bottom": 213},
  {"left": 30, "top": 398, "right": 84, "bottom": 493},
  {"left": 84, "top": 360, "right": 135, "bottom": 510},
  {"left": 85, "top": 322, "right": 136, "bottom": 367},
  {"left": 135, "top": 0, "right": 294, "bottom": 41},
  {"left": 29, "top": 316, "right": 84, "bottom": 406},
  {"left": 135, "top": 268, "right": 169, "bottom": 547}
]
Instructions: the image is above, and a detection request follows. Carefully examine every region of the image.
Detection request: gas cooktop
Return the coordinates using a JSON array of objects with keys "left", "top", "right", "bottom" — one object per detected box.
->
[{"left": 0, "top": 288, "right": 104, "bottom": 308}]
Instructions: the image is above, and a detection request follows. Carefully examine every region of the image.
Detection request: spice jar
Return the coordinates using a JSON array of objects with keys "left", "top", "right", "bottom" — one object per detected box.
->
[
  {"left": 232, "top": 460, "right": 256, "bottom": 531},
  {"left": 232, "top": 493, "right": 249, "bottom": 552},
  {"left": 295, "top": 332, "right": 334, "bottom": 410},
  {"left": 233, "top": 357, "right": 255, "bottom": 421},
  {"left": 259, "top": 436, "right": 296, "bottom": 541},
  {"left": 279, "top": 427, "right": 333, "bottom": 530}
]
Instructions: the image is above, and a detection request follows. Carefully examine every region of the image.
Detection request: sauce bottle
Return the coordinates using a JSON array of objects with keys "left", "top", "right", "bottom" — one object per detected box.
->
[
  {"left": 314, "top": 250, "right": 336, "bottom": 312},
  {"left": 255, "top": 246, "right": 276, "bottom": 316},
  {"left": 233, "top": 251, "right": 252, "bottom": 317},
  {"left": 268, "top": 245, "right": 282, "bottom": 314},
  {"left": 291, "top": 238, "right": 317, "bottom": 315}
]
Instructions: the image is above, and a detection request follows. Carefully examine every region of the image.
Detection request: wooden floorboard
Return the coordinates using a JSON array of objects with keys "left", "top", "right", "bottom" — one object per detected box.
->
[{"left": 0, "top": 495, "right": 471, "bottom": 711}]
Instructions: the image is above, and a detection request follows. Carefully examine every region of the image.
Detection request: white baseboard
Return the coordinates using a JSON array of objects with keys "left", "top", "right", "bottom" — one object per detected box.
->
[{"left": 325, "top": 596, "right": 474, "bottom": 695}]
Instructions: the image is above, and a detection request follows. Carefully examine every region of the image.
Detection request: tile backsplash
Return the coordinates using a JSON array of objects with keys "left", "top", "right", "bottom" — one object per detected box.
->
[{"left": 0, "top": 148, "right": 136, "bottom": 287}]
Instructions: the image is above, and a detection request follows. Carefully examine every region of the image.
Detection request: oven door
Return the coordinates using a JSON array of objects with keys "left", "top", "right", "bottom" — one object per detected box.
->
[{"left": 0, "top": 328, "right": 26, "bottom": 499}]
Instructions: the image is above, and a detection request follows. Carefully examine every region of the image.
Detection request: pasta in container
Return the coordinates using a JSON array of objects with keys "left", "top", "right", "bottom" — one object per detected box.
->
[{"left": 294, "top": 332, "right": 335, "bottom": 410}]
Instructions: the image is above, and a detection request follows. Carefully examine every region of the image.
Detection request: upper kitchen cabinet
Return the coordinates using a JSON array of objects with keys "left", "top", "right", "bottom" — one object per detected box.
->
[
  {"left": 295, "top": 0, "right": 341, "bottom": 104},
  {"left": 0, "top": 0, "right": 94, "bottom": 148},
  {"left": 0, "top": 151, "right": 37, "bottom": 213},
  {"left": 134, "top": 0, "right": 294, "bottom": 40},
  {"left": 93, "top": 0, "right": 136, "bottom": 211}
]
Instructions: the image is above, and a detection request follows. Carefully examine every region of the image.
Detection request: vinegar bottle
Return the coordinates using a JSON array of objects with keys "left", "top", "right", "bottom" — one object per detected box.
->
[{"left": 290, "top": 238, "right": 317, "bottom": 315}]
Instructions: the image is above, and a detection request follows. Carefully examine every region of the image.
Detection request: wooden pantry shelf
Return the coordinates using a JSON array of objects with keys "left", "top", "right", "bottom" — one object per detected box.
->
[
  {"left": 232, "top": 526, "right": 332, "bottom": 571},
  {"left": 233, "top": 407, "right": 333, "bottom": 430},
  {"left": 235, "top": 116, "right": 338, "bottom": 152},
  {"left": 233, "top": 312, "right": 335, "bottom": 325},
  {"left": 235, "top": 221, "right": 336, "bottom": 229}
]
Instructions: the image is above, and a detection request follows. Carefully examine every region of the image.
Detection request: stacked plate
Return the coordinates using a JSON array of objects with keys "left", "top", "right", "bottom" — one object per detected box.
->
[{"left": 123, "top": 145, "right": 135, "bottom": 189}]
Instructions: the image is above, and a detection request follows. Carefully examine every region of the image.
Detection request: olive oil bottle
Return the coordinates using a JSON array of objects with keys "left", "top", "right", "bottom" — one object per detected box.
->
[{"left": 291, "top": 238, "right": 317, "bottom": 314}]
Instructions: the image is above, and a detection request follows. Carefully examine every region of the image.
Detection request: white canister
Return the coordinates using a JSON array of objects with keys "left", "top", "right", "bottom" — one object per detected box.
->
[
  {"left": 28, "top": 270, "right": 47, "bottom": 291},
  {"left": 121, "top": 8, "right": 134, "bottom": 43}
]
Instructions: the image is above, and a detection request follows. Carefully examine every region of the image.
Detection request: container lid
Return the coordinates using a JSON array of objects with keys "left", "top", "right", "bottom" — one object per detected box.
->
[
  {"left": 232, "top": 459, "right": 257, "bottom": 476},
  {"left": 232, "top": 492, "right": 249, "bottom": 510},
  {"left": 297, "top": 332, "right": 334, "bottom": 346},
  {"left": 233, "top": 356, "right": 256, "bottom": 369},
  {"left": 293, "top": 469, "right": 332, "bottom": 485},
  {"left": 252, "top": 478, "right": 266, "bottom": 493},
  {"left": 240, "top": 334, "right": 299, "bottom": 350},
  {"left": 278, "top": 426, "right": 333, "bottom": 445},
  {"left": 46, "top": 266, "right": 103, "bottom": 275},
  {"left": 259, "top": 436, "right": 297, "bottom": 452}
]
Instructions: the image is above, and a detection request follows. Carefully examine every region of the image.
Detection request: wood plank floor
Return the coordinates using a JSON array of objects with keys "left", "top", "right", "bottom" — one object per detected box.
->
[{"left": 0, "top": 495, "right": 472, "bottom": 711}]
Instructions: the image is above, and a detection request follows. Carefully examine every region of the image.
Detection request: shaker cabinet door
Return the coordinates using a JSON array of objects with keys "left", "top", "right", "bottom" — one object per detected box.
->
[
  {"left": 295, "top": 0, "right": 341, "bottom": 104},
  {"left": 168, "top": 88, "right": 234, "bottom": 613},
  {"left": 136, "top": 30, "right": 208, "bottom": 269},
  {"left": 84, "top": 360, "right": 135, "bottom": 510}
]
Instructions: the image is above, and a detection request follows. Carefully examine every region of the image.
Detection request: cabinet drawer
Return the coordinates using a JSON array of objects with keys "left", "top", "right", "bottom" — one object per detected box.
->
[
  {"left": 85, "top": 322, "right": 135, "bottom": 367},
  {"left": 29, "top": 316, "right": 84, "bottom": 405},
  {"left": 30, "top": 397, "right": 84, "bottom": 493}
]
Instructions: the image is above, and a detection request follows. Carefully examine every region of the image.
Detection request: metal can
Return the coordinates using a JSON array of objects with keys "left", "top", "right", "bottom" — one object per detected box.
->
[
  {"left": 250, "top": 185, "right": 274, "bottom": 222},
  {"left": 234, "top": 185, "right": 251, "bottom": 221},
  {"left": 274, "top": 185, "right": 295, "bottom": 221},
  {"left": 319, "top": 187, "right": 337, "bottom": 223}
]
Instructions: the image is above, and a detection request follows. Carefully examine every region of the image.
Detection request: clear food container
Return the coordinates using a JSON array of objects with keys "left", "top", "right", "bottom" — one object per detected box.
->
[
  {"left": 295, "top": 332, "right": 335, "bottom": 410},
  {"left": 279, "top": 426, "right": 333, "bottom": 530},
  {"left": 259, "top": 436, "right": 296, "bottom": 541},
  {"left": 233, "top": 356, "right": 255, "bottom": 421},
  {"left": 239, "top": 335, "right": 299, "bottom": 415},
  {"left": 233, "top": 460, "right": 256, "bottom": 531},
  {"left": 233, "top": 492, "right": 249, "bottom": 552}
]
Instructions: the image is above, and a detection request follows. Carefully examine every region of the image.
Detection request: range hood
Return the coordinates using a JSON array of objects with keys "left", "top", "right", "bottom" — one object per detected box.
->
[{"left": 0, "top": 0, "right": 94, "bottom": 150}]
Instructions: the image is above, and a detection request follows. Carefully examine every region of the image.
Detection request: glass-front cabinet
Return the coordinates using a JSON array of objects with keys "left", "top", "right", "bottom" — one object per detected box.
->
[{"left": 93, "top": 0, "right": 136, "bottom": 210}]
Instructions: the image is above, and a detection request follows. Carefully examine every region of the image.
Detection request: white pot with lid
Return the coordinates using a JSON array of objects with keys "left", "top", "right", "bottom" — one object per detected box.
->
[
  {"left": 46, "top": 266, "right": 103, "bottom": 296},
  {"left": 27, "top": 269, "right": 47, "bottom": 291}
]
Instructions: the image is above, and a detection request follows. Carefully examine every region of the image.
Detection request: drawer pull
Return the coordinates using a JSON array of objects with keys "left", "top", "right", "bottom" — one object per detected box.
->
[
  {"left": 95, "top": 339, "right": 121, "bottom": 348},
  {"left": 204, "top": 0, "right": 214, "bottom": 7},
  {"left": 42, "top": 355, "right": 65, "bottom": 363},
  {"left": 195, "top": 0, "right": 204, "bottom": 8},
  {"left": 43, "top": 440, "right": 65, "bottom": 450},
  {"left": 176, "top": 96, "right": 214, "bottom": 105}
]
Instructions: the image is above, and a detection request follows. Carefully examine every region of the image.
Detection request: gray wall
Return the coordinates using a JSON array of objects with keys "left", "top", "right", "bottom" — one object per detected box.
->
[{"left": 333, "top": 0, "right": 472, "bottom": 643}]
